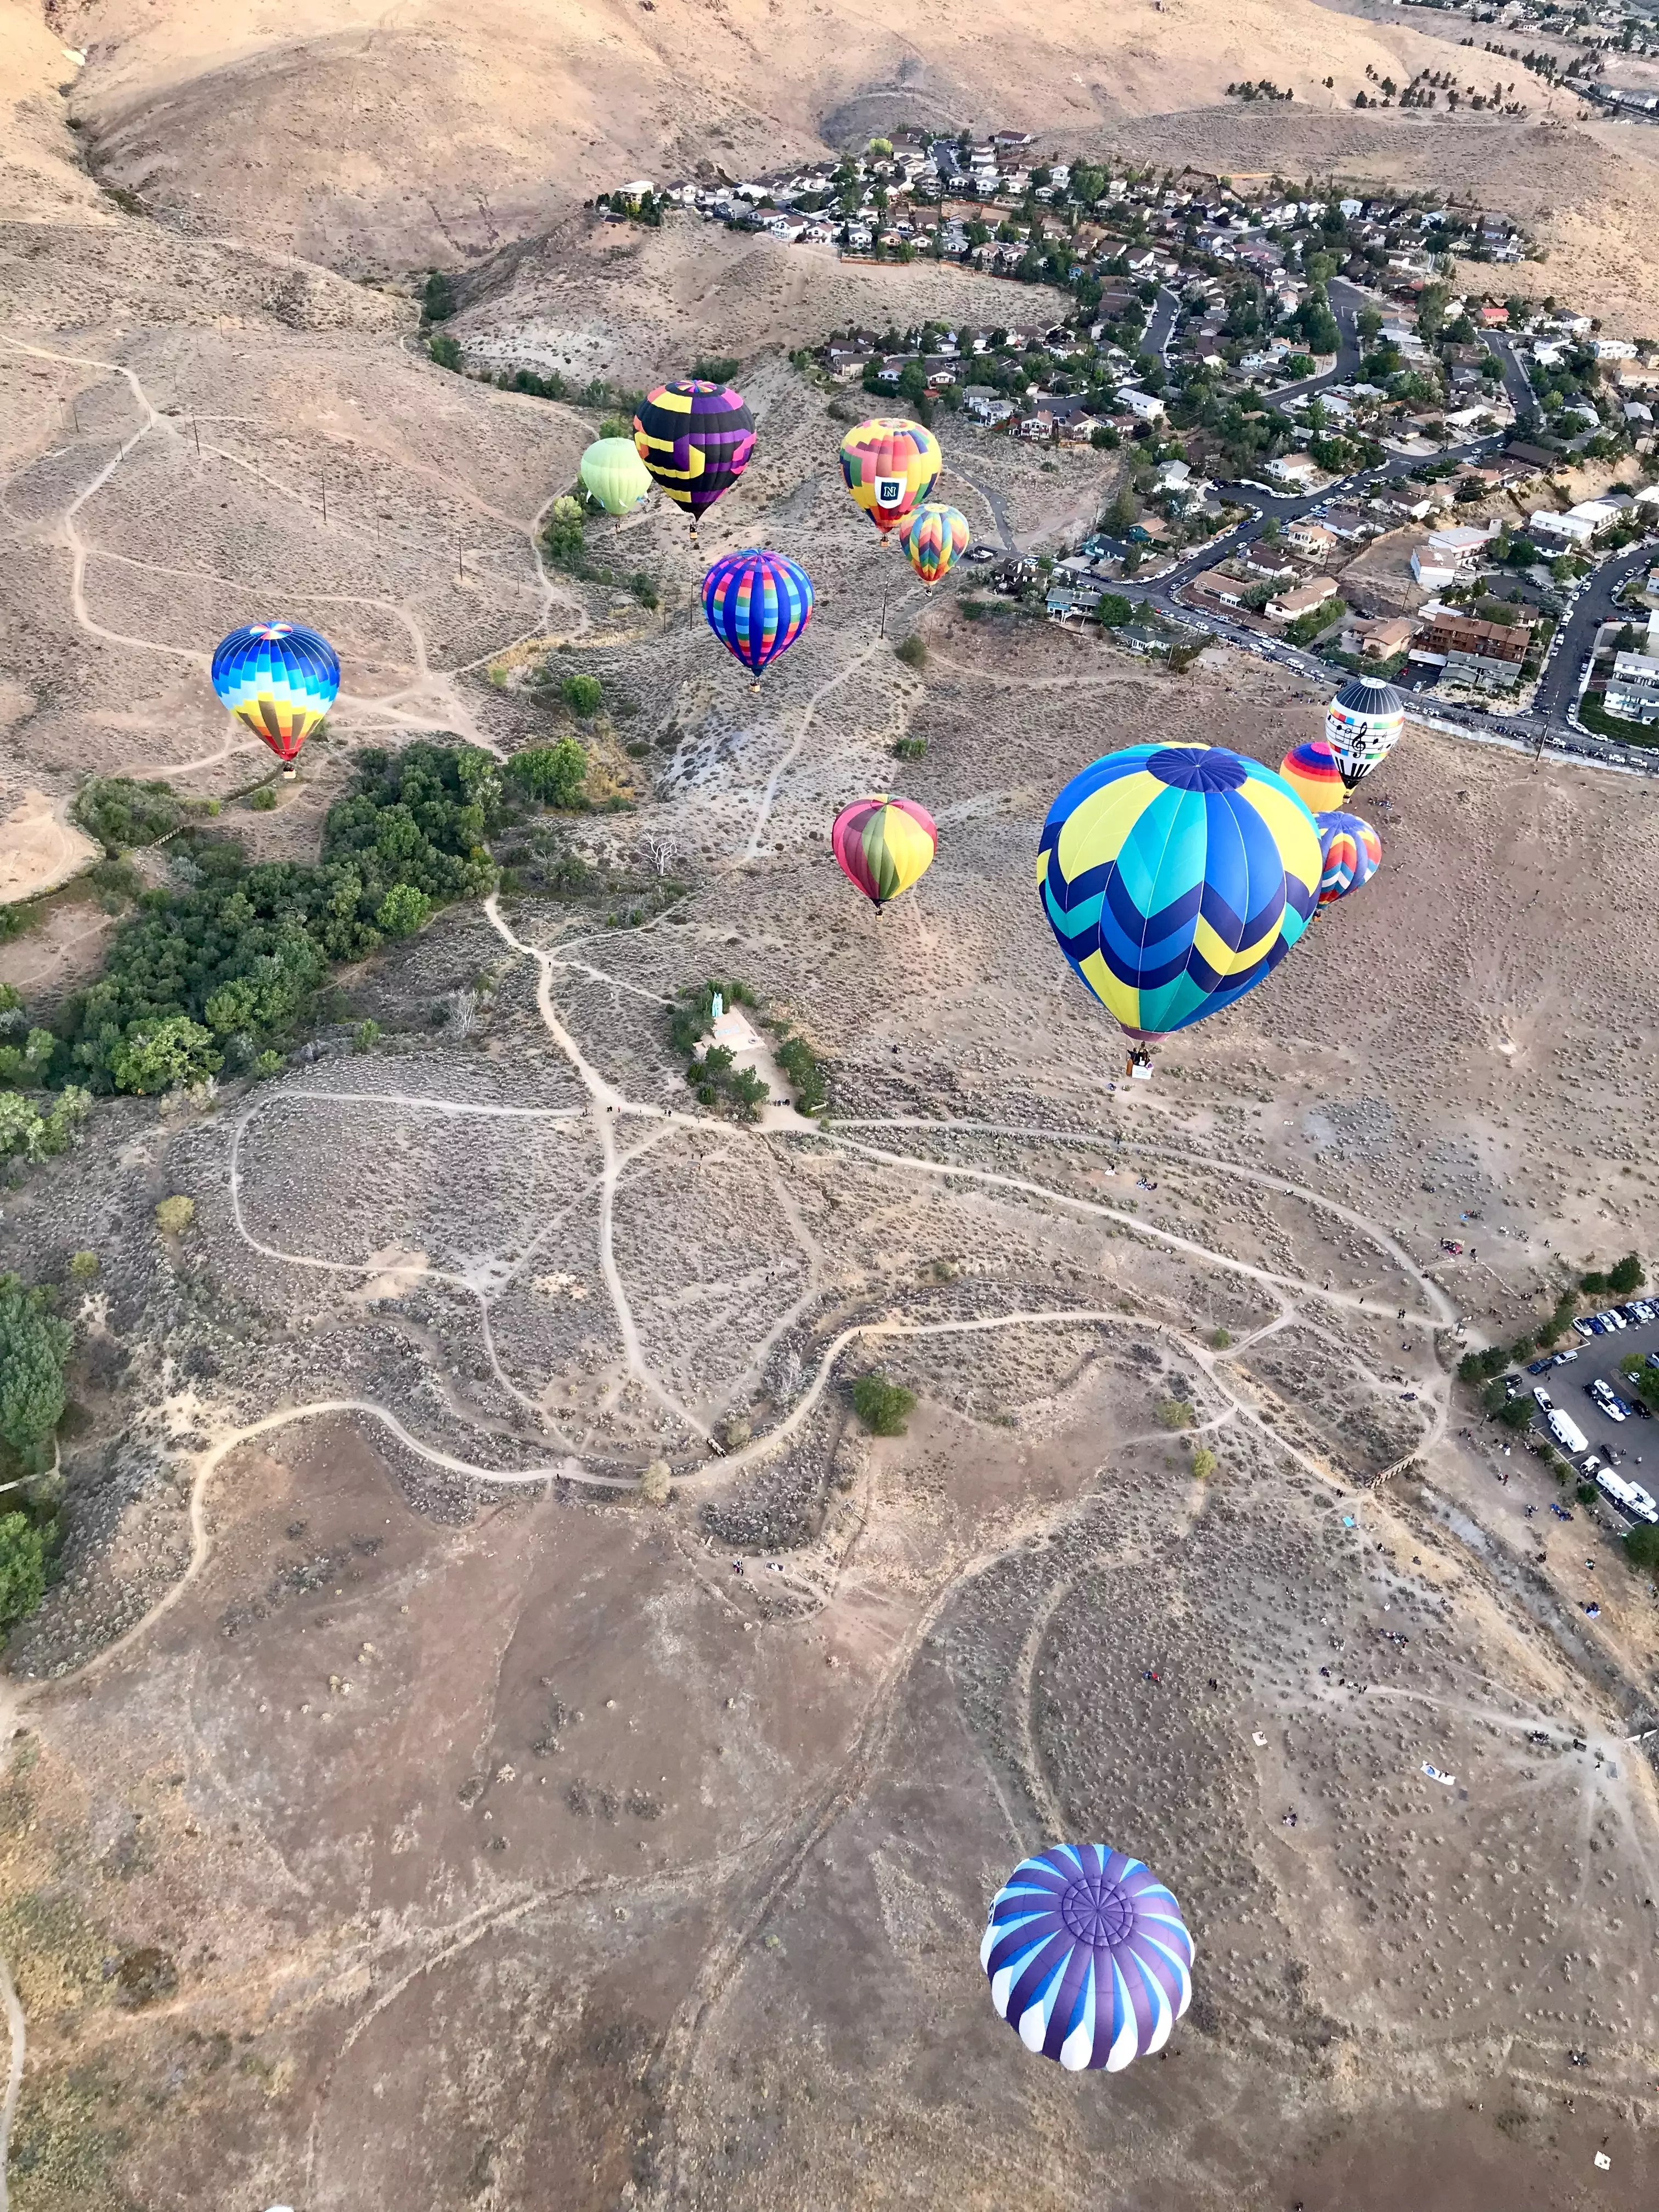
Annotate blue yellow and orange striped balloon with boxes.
[1037,744,1322,1042]
[838,417,941,539]
[210,621,340,771]
[1314,810,1383,906]
[832,794,936,910]
[1278,735,1345,815]
[899,502,971,588]
[702,548,813,683]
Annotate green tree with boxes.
[0,1514,47,1635]
[1609,1253,1645,1295]
[109,1015,221,1096]
[376,884,433,938]
[508,740,589,807]
[1158,1398,1195,1430]
[69,1251,99,1280]
[560,672,603,718]
[428,334,464,371]
[853,1371,916,1435]
[0,1274,71,1465]
[1626,1522,1659,1572]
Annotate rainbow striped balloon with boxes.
[899,502,972,588]
[211,622,340,769]
[1278,735,1345,816]
[832,794,936,910]
[1314,809,1383,905]
[702,549,813,681]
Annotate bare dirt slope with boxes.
[3,20,1659,2212]
[45,0,1468,270]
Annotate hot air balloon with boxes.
[579,436,653,518]
[1037,743,1321,1045]
[702,548,813,685]
[632,378,755,539]
[1325,674,1404,788]
[899,502,971,588]
[1314,810,1383,906]
[837,417,941,540]
[1278,735,1345,816]
[211,622,340,776]
[982,1844,1195,2072]
[831,794,936,910]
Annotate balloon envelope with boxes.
[982,1843,1195,2072]
[703,548,813,678]
[211,622,339,766]
[838,417,941,538]
[1278,736,1345,816]
[1314,809,1383,905]
[633,379,755,526]
[1325,674,1404,788]
[580,436,653,517]
[899,501,971,586]
[1038,743,1321,1042]
[832,794,936,908]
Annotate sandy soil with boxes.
[2,18,1658,2212]
[0,791,98,906]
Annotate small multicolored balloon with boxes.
[837,417,941,539]
[211,621,340,774]
[1038,743,1321,1043]
[579,437,653,517]
[899,502,971,588]
[831,794,936,910]
[633,378,755,535]
[983,1844,1195,2072]
[1278,735,1345,816]
[702,548,813,684]
[1314,810,1383,905]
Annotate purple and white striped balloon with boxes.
[981,1844,1195,2071]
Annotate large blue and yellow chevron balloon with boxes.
[211,621,340,768]
[702,548,813,682]
[1037,744,1322,1042]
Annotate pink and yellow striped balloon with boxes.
[899,502,972,588]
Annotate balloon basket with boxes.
[280,765,298,781]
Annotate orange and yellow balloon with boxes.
[899,503,971,588]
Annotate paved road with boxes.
[1486,332,1535,420]
[1145,285,1181,369]
[1531,539,1652,720]
[1263,276,1367,408]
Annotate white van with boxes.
[1547,1407,1589,1456]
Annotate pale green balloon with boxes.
[579,437,653,517]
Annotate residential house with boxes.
[1046,584,1104,624]
[1116,387,1166,422]
[1410,523,1497,590]
[1266,577,1340,625]
[1285,518,1338,563]
[1341,613,1418,662]
[1265,454,1320,489]
[1409,611,1530,690]
[1605,651,1659,723]
[1530,500,1618,547]
[1240,541,1297,583]
[1191,568,1249,608]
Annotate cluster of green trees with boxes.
[506,738,590,808]
[541,497,659,606]
[852,1372,915,1436]
[73,776,189,854]
[0,1272,71,1641]
[50,745,500,1093]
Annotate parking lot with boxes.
[1523,1299,1659,1482]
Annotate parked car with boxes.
[1600,1310,1628,1331]
[1533,1385,1555,1411]
[1632,1397,1651,1420]
[1573,1317,1597,1338]
[1553,1348,1579,1367]
[1528,1357,1553,1375]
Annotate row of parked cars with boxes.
[1573,1299,1659,1337]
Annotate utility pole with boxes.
[321,470,329,526]
[191,409,201,459]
